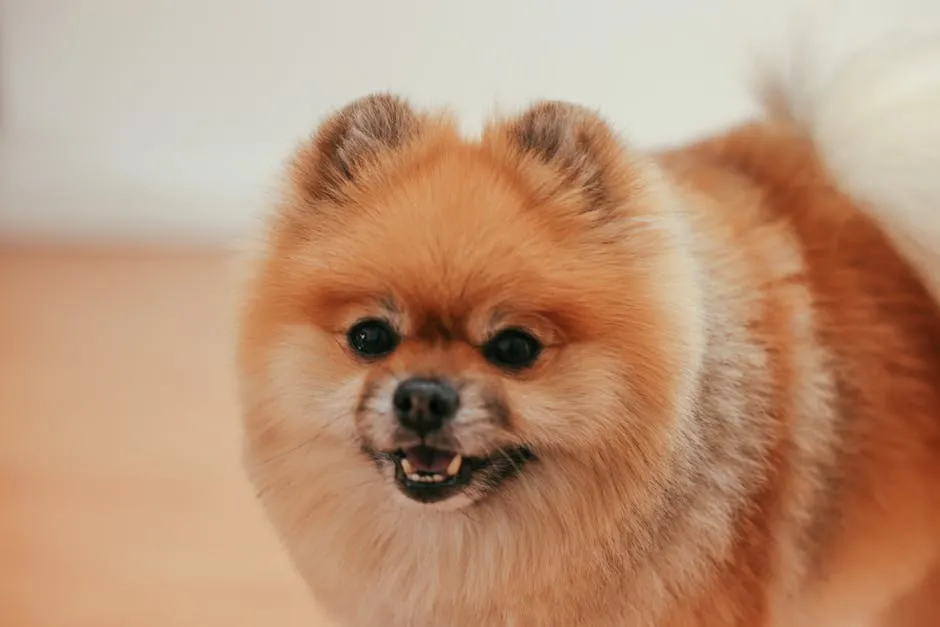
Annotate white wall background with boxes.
[1,0,938,245]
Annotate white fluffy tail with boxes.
[755,33,940,303]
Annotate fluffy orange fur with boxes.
[237,75,940,624]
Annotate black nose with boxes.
[393,378,459,436]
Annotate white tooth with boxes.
[446,454,463,476]
[400,458,415,475]
[404,470,451,484]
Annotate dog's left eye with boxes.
[483,329,542,370]
[347,319,399,358]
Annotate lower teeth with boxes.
[407,473,446,483]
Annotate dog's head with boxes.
[239,94,704,511]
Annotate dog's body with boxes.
[238,34,940,626]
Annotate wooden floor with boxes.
[0,245,331,627]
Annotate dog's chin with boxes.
[364,444,535,509]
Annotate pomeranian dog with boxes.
[237,30,940,626]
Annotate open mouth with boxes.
[397,446,466,484]
[384,445,534,504]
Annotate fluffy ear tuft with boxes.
[290,93,423,204]
[488,101,637,216]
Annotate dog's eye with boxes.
[347,319,399,358]
[483,329,542,370]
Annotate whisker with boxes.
[495,445,525,477]
[255,412,348,467]
[458,507,482,525]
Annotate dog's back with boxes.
[657,34,940,625]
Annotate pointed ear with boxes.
[290,93,423,204]
[486,101,637,217]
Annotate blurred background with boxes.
[1,1,937,626]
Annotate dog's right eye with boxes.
[482,328,542,371]
[347,319,399,358]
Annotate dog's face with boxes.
[239,95,704,512]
